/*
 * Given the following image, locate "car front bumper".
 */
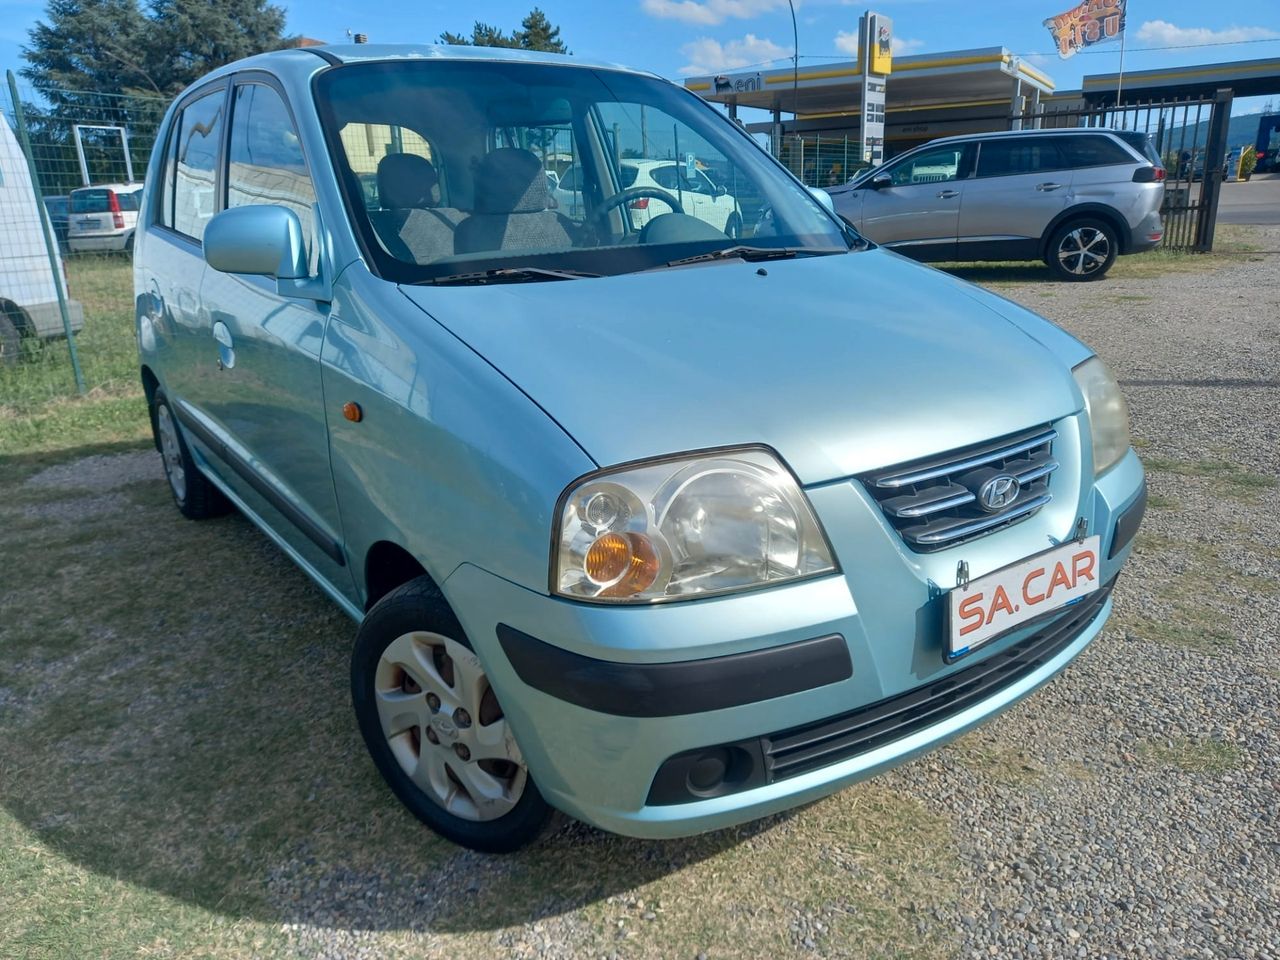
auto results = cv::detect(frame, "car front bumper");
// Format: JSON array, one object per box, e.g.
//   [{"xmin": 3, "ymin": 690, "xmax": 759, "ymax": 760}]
[{"xmin": 441, "ymin": 447, "xmax": 1146, "ymax": 839}]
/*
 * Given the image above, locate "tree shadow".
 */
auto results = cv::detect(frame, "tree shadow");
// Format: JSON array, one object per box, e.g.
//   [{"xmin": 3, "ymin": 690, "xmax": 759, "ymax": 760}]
[{"xmin": 0, "ymin": 443, "xmax": 780, "ymax": 935}]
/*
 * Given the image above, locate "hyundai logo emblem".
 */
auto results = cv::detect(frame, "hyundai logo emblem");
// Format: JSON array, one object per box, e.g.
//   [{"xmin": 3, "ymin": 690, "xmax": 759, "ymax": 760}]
[{"xmin": 977, "ymin": 474, "xmax": 1020, "ymax": 512}]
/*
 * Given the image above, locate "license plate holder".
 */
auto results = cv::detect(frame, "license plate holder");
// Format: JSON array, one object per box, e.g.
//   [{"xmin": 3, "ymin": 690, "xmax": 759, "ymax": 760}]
[{"xmin": 946, "ymin": 535, "xmax": 1101, "ymax": 661}]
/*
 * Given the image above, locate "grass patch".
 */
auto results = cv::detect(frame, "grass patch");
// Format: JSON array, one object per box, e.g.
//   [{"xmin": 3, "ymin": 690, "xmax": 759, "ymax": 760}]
[
  {"xmin": 948, "ymin": 736, "xmax": 1046, "ymax": 786},
  {"xmin": 0, "ymin": 449, "xmax": 965, "ymax": 959},
  {"xmin": 0, "ymin": 256, "xmax": 149, "ymax": 458},
  {"xmin": 1141, "ymin": 457, "xmax": 1277, "ymax": 500},
  {"xmin": 1140, "ymin": 738, "xmax": 1242, "ymax": 776}
]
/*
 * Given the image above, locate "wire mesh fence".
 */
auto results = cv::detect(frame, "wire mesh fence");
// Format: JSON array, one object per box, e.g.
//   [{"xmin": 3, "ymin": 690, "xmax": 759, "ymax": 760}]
[
  {"xmin": 0, "ymin": 75, "xmax": 167, "ymax": 410},
  {"xmin": 775, "ymin": 135, "xmax": 870, "ymax": 188}
]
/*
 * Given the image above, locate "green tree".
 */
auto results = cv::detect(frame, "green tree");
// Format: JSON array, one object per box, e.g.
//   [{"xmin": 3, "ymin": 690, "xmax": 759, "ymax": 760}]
[
  {"xmin": 440, "ymin": 8, "xmax": 569, "ymax": 53},
  {"xmin": 148, "ymin": 0, "xmax": 288, "ymax": 93}
]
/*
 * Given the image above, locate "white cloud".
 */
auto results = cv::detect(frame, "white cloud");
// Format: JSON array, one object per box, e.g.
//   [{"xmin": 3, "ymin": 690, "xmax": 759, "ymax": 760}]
[
  {"xmin": 678, "ymin": 33, "xmax": 790, "ymax": 75},
  {"xmin": 834, "ymin": 30, "xmax": 923, "ymax": 57},
  {"xmin": 642, "ymin": 0, "xmax": 790, "ymax": 27},
  {"xmin": 1135, "ymin": 20, "xmax": 1280, "ymax": 47}
]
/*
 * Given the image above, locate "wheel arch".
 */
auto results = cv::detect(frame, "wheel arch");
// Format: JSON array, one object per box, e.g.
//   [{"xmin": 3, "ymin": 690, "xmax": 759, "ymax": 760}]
[
  {"xmin": 1040, "ymin": 204, "xmax": 1130, "ymax": 259},
  {"xmin": 140, "ymin": 365, "xmax": 162, "ymax": 450},
  {"xmin": 364, "ymin": 540, "xmax": 433, "ymax": 612},
  {"xmin": 0, "ymin": 298, "xmax": 33, "ymax": 337}
]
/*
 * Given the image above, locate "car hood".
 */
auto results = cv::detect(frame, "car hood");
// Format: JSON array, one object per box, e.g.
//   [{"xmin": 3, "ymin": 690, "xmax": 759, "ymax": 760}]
[{"xmin": 398, "ymin": 249, "xmax": 1090, "ymax": 484}]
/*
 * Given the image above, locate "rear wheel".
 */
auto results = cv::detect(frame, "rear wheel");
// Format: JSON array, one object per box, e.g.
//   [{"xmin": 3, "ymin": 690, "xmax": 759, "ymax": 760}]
[
  {"xmin": 0, "ymin": 313, "xmax": 20, "ymax": 367},
  {"xmin": 351, "ymin": 576, "xmax": 552, "ymax": 853},
  {"xmin": 152, "ymin": 391, "xmax": 230, "ymax": 519},
  {"xmin": 1046, "ymin": 218, "xmax": 1118, "ymax": 281}
]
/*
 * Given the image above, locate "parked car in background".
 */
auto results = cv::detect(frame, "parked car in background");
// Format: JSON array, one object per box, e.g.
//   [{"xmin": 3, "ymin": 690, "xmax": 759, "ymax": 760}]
[
  {"xmin": 136, "ymin": 44, "xmax": 1145, "ymax": 852},
  {"xmin": 830, "ymin": 129, "xmax": 1165, "ymax": 280},
  {"xmin": 42, "ymin": 195, "xmax": 70, "ymax": 252},
  {"xmin": 69, "ymin": 182, "xmax": 144, "ymax": 253},
  {"xmin": 621, "ymin": 158, "xmax": 742, "ymax": 237},
  {"xmin": 0, "ymin": 113, "xmax": 84, "ymax": 364}
]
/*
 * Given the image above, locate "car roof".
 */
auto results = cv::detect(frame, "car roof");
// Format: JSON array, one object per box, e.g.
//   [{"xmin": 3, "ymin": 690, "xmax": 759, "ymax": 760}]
[{"xmin": 923, "ymin": 128, "xmax": 1131, "ymax": 148}]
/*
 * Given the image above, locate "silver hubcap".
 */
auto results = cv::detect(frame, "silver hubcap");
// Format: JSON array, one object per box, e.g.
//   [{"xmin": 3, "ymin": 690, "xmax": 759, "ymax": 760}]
[
  {"xmin": 1057, "ymin": 227, "xmax": 1110, "ymax": 276},
  {"xmin": 157, "ymin": 405, "xmax": 187, "ymax": 502},
  {"xmin": 375, "ymin": 631, "xmax": 527, "ymax": 822}
]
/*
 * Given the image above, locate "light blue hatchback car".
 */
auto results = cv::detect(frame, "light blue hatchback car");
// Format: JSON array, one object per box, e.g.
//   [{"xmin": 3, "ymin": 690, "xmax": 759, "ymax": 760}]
[{"xmin": 134, "ymin": 44, "xmax": 1147, "ymax": 851}]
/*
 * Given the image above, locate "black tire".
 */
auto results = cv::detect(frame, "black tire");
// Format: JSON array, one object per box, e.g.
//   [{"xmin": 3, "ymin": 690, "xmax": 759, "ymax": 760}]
[
  {"xmin": 1045, "ymin": 217, "xmax": 1118, "ymax": 282},
  {"xmin": 351, "ymin": 576, "xmax": 553, "ymax": 853},
  {"xmin": 0, "ymin": 313, "xmax": 20, "ymax": 367},
  {"xmin": 152, "ymin": 390, "xmax": 230, "ymax": 519},
  {"xmin": 124, "ymin": 233, "xmax": 135, "ymax": 256},
  {"xmin": 725, "ymin": 212, "xmax": 742, "ymax": 240}
]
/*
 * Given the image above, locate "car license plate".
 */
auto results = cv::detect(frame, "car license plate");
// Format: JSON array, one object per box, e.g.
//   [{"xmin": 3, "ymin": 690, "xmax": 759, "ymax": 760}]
[
  {"xmin": 947, "ymin": 535, "xmax": 1101, "ymax": 659},
  {"xmin": 76, "ymin": 217, "xmax": 100, "ymax": 230}
]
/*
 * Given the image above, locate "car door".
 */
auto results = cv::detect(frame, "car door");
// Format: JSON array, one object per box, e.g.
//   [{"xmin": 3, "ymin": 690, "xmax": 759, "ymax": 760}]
[
  {"xmin": 853, "ymin": 143, "xmax": 974, "ymax": 260},
  {"xmin": 956, "ymin": 137, "xmax": 1073, "ymax": 259},
  {"xmin": 141, "ymin": 82, "xmax": 227, "ymax": 406},
  {"xmin": 195, "ymin": 76, "xmax": 354, "ymax": 594}
]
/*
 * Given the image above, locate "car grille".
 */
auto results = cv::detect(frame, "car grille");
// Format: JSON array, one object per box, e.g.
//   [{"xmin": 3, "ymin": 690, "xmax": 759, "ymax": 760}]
[
  {"xmin": 859, "ymin": 424, "xmax": 1058, "ymax": 551},
  {"xmin": 763, "ymin": 577, "xmax": 1114, "ymax": 783}
]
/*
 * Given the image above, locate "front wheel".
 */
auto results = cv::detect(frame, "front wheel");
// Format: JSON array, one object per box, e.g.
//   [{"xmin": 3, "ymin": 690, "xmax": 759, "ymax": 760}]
[
  {"xmin": 1046, "ymin": 218, "xmax": 1118, "ymax": 281},
  {"xmin": 351, "ymin": 576, "xmax": 553, "ymax": 853},
  {"xmin": 0, "ymin": 313, "xmax": 20, "ymax": 366}
]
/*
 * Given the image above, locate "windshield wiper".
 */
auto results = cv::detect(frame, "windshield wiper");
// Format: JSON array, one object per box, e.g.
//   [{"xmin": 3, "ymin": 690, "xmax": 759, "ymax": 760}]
[
  {"xmin": 660, "ymin": 245, "xmax": 847, "ymax": 269},
  {"xmin": 424, "ymin": 266, "xmax": 601, "ymax": 286}
]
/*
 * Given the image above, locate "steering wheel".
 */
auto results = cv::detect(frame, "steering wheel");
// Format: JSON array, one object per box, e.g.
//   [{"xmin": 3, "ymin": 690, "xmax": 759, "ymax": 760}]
[{"xmin": 589, "ymin": 186, "xmax": 684, "ymax": 232}]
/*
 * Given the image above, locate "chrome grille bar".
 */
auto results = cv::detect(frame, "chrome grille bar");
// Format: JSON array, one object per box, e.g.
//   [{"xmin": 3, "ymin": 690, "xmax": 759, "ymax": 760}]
[{"xmin": 874, "ymin": 430, "xmax": 1058, "ymax": 489}]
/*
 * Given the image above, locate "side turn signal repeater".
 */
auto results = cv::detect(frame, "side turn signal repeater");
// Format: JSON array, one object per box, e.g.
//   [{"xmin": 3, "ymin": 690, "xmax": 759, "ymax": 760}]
[{"xmin": 342, "ymin": 401, "xmax": 363, "ymax": 423}]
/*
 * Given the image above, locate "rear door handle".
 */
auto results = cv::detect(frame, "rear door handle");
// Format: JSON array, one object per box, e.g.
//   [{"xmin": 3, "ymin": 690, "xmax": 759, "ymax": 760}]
[
  {"xmin": 1036, "ymin": 182, "xmax": 1064, "ymax": 191},
  {"xmin": 936, "ymin": 189, "xmax": 960, "ymax": 199}
]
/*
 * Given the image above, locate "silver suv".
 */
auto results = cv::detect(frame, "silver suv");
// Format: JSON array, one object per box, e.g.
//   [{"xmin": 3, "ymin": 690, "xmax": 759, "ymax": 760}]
[{"xmin": 830, "ymin": 129, "xmax": 1165, "ymax": 281}]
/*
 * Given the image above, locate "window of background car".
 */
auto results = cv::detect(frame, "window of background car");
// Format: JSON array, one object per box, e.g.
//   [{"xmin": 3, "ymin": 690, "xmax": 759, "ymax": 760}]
[
  {"xmin": 171, "ymin": 88, "xmax": 225, "ymax": 241},
  {"xmin": 1059, "ymin": 135, "xmax": 1139, "ymax": 169},
  {"xmin": 975, "ymin": 138, "xmax": 1066, "ymax": 178},
  {"xmin": 70, "ymin": 189, "xmax": 112, "ymax": 214},
  {"xmin": 888, "ymin": 145, "xmax": 967, "ymax": 185},
  {"xmin": 228, "ymin": 83, "xmax": 317, "ymax": 269},
  {"xmin": 117, "ymin": 189, "xmax": 142, "ymax": 212},
  {"xmin": 314, "ymin": 60, "xmax": 848, "ymax": 283}
]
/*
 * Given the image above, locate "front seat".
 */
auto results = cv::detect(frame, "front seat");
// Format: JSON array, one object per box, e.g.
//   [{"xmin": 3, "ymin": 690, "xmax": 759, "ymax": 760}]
[
  {"xmin": 455, "ymin": 148, "xmax": 578, "ymax": 255},
  {"xmin": 369, "ymin": 153, "xmax": 463, "ymax": 263}
]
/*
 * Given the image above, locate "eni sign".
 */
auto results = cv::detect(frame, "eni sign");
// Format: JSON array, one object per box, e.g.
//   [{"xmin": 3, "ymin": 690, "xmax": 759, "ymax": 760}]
[{"xmin": 714, "ymin": 73, "xmax": 765, "ymax": 95}]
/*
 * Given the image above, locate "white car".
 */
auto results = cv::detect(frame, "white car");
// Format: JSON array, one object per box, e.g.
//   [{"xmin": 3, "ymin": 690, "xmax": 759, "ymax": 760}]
[
  {"xmin": 620, "ymin": 159, "xmax": 742, "ymax": 237},
  {"xmin": 68, "ymin": 182, "xmax": 144, "ymax": 254}
]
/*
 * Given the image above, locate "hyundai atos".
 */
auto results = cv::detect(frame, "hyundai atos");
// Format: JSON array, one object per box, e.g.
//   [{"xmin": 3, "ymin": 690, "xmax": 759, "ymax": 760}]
[{"xmin": 134, "ymin": 45, "xmax": 1146, "ymax": 852}]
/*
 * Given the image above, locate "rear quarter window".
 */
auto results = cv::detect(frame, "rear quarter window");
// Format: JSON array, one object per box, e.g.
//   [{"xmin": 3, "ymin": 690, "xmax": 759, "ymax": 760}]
[
  {"xmin": 71, "ymin": 190, "xmax": 111, "ymax": 214},
  {"xmin": 1060, "ymin": 136, "xmax": 1136, "ymax": 168}
]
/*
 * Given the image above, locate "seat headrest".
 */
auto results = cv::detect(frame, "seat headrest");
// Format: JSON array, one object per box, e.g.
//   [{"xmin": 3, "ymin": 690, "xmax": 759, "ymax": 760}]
[
  {"xmin": 474, "ymin": 148, "xmax": 552, "ymax": 214},
  {"xmin": 377, "ymin": 153, "xmax": 439, "ymax": 209}
]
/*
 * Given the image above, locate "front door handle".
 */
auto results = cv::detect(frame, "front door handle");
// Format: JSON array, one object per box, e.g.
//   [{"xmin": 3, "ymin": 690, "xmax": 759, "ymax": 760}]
[
  {"xmin": 936, "ymin": 189, "xmax": 960, "ymax": 199},
  {"xmin": 212, "ymin": 321, "xmax": 235, "ymax": 371},
  {"xmin": 1036, "ymin": 182, "xmax": 1064, "ymax": 191}
]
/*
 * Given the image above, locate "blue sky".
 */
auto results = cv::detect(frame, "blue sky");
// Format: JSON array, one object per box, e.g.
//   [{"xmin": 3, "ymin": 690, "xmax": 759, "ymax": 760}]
[{"xmin": 1, "ymin": 0, "xmax": 1277, "ymax": 112}]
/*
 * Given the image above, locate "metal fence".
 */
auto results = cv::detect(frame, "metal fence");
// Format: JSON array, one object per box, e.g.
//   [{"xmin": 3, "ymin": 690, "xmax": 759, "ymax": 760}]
[
  {"xmin": 776, "ymin": 135, "xmax": 869, "ymax": 188},
  {"xmin": 0, "ymin": 76, "xmax": 167, "ymax": 405}
]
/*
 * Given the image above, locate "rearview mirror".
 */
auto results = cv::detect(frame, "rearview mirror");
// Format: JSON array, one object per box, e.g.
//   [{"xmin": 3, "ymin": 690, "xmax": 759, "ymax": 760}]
[{"xmin": 203, "ymin": 205, "xmax": 307, "ymax": 281}]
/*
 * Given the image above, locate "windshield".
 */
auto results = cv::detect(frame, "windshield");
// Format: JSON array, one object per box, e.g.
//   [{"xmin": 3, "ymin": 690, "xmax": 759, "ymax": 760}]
[{"xmin": 314, "ymin": 60, "xmax": 851, "ymax": 282}]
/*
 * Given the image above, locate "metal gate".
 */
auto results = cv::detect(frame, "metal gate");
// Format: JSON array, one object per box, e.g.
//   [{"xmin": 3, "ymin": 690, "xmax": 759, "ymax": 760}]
[{"xmin": 1016, "ymin": 91, "xmax": 1230, "ymax": 252}]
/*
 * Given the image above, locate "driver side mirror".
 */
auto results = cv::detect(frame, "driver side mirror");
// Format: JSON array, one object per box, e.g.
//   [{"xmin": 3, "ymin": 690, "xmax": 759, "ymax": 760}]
[
  {"xmin": 715, "ymin": 184, "xmax": 728, "ymax": 198},
  {"xmin": 870, "ymin": 175, "xmax": 892, "ymax": 191}
]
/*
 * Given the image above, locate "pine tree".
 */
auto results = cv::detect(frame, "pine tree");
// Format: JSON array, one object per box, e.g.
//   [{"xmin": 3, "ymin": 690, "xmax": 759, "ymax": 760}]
[{"xmin": 440, "ymin": 9, "xmax": 569, "ymax": 53}]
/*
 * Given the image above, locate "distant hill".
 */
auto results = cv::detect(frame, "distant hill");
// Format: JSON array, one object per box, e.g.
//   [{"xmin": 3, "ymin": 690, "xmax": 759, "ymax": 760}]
[{"xmin": 1158, "ymin": 110, "xmax": 1276, "ymax": 154}]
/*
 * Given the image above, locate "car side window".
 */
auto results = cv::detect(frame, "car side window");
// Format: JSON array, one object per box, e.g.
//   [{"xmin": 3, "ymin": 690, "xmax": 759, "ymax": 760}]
[
  {"xmin": 228, "ymin": 82, "xmax": 317, "ymax": 268},
  {"xmin": 975, "ymin": 139, "xmax": 1065, "ymax": 178},
  {"xmin": 1059, "ymin": 135, "xmax": 1136, "ymax": 169},
  {"xmin": 888, "ymin": 146, "xmax": 965, "ymax": 186},
  {"xmin": 171, "ymin": 87, "xmax": 225, "ymax": 241}
]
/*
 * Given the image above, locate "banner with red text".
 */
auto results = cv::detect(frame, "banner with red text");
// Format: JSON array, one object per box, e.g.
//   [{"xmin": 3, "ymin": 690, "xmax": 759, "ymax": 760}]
[{"xmin": 1043, "ymin": 0, "xmax": 1126, "ymax": 59}]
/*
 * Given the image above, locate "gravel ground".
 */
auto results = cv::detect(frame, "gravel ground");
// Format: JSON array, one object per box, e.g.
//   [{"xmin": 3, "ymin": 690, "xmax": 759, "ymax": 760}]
[
  {"xmin": 7, "ymin": 237, "xmax": 1278, "ymax": 960},
  {"xmin": 885, "ymin": 231, "xmax": 1280, "ymax": 959}
]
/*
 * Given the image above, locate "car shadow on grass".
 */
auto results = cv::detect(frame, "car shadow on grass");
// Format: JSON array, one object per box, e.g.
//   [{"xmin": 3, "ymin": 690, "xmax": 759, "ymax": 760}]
[{"xmin": 0, "ymin": 444, "xmax": 797, "ymax": 938}]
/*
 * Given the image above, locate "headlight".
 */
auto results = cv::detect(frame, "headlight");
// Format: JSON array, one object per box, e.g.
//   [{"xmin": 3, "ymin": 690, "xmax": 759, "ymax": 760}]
[
  {"xmin": 552, "ymin": 448, "xmax": 837, "ymax": 603},
  {"xmin": 1073, "ymin": 356, "xmax": 1131, "ymax": 475}
]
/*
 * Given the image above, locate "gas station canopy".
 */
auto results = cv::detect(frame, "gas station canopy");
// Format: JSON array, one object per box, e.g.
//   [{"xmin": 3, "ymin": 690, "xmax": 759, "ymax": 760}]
[{"xmin": 684, "ymin": 47, "xmax": 1054, "ymax": 121}]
